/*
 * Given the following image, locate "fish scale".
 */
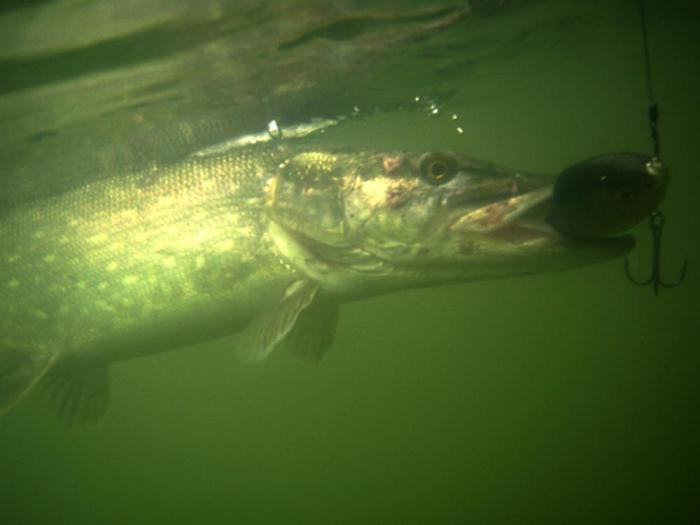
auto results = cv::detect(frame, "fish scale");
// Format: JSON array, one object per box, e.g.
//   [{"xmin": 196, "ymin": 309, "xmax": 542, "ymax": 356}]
[{"xmin": 1, "ymin": 146, "xmax": 295, "ymax": 362}]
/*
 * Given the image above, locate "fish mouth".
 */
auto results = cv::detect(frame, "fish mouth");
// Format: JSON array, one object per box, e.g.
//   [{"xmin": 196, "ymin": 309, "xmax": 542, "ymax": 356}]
[
  {"xmin": 448, "ymin": 186, "xmax": 553, "ymax": 236},
  {"xmin": 448, "ymin": 186, "xmax": 636, "ymax": 254}
]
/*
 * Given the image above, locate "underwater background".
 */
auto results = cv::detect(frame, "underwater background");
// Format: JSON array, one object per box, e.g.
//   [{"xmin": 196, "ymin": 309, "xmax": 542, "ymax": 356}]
[{"xmin": 1, "ymin": 0, "xmax": 698, "ymax": 523}]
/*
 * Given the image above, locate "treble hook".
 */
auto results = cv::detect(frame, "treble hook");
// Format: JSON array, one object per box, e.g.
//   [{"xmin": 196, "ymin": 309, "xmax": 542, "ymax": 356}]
[{"xmin": 624, "ymin": 210, "xmax": 687, "ymax": 295}]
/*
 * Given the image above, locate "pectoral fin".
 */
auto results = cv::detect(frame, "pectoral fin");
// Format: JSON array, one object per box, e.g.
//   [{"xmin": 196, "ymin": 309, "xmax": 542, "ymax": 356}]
[
  {"xmin": 284, "ymin": 295, "xmax": 338, "ymax": 362},
  {"xmin": 239, "ymin": 279, "xmax": 339, "ymax": 362},
  {"xmin": 0, "ymin": 344, "xmax": 55, "ymax": 417},
  {"xmin": 238, "ymin": 279, "xmax": 319, "ymax": 362},
  {"xmin": 42, "ymin": 358, "xmax": 110, "ymax": 426}
]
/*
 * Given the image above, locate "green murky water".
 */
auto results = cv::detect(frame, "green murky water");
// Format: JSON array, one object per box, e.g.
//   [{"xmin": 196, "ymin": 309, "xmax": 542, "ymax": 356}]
[{"xmin": 1, "ymin": 0, "xmax": 698, "ymax": 523}]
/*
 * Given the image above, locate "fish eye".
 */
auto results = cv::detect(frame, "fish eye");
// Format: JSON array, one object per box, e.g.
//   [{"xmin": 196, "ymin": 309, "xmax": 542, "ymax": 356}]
[{"xmin": 419, "ymin": 153, "xmax": 458, "ymax": 185}]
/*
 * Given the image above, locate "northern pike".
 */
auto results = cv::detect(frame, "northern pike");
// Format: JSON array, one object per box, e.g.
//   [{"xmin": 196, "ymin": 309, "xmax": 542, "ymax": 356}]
[{"xmin": 0, "ymin": 143, "xmax": 667, "ymax": 423}]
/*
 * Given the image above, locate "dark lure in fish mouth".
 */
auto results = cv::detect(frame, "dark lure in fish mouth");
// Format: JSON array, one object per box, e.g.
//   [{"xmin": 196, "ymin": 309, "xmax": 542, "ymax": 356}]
[
  {"xmin": 547, "ymin": 153, "xmax": 668, "ymax": 240},
  {"xmin": 451, "ymin": 191, "xmax": 636, "ymax": 258},
  {"xmin": 453, "ymin": 152, "xmax": 667, "ymax": 253}
]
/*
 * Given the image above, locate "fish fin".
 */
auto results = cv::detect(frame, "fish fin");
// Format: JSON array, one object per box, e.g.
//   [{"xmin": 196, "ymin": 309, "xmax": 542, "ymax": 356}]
[
  {"xmin": 284, "ymin": 295, "xmax": 338, "ymax": 362},
  {"xmin": 42, "ymin": 358, "xmax": 110, "ymax": 426},
  {"xmin": 0, "ymin": 344, "xmax": 55, "ymax": 417},
  {"xmin": 238, "ymin": 278, "xmax": 319, "ymax": 362}
]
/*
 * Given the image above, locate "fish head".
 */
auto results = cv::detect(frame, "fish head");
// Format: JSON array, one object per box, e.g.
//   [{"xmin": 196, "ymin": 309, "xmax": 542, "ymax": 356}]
[{"xmin": 269, "ymin": 148, "xmax": 646, "ymax": 294}]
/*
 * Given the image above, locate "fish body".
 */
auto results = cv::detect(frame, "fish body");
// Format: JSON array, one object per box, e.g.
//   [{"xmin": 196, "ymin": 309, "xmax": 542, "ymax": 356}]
[
  {"xmin": 0, "ymin": 143, "xmax": 665, "ymax": 422},
  {"xmin": 1, "ymin": 147, "xmax": 296, "ymax": 365}
]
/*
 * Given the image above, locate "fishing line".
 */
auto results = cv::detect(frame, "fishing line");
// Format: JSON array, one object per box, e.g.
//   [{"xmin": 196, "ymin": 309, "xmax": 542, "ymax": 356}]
[
  {"xmin": 638, "ymin": 0, "xmax": 660, "ymax": 158},
  {"xmin": 624, "ymin": 0, "xmax": 686, "ymax": 294}
]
